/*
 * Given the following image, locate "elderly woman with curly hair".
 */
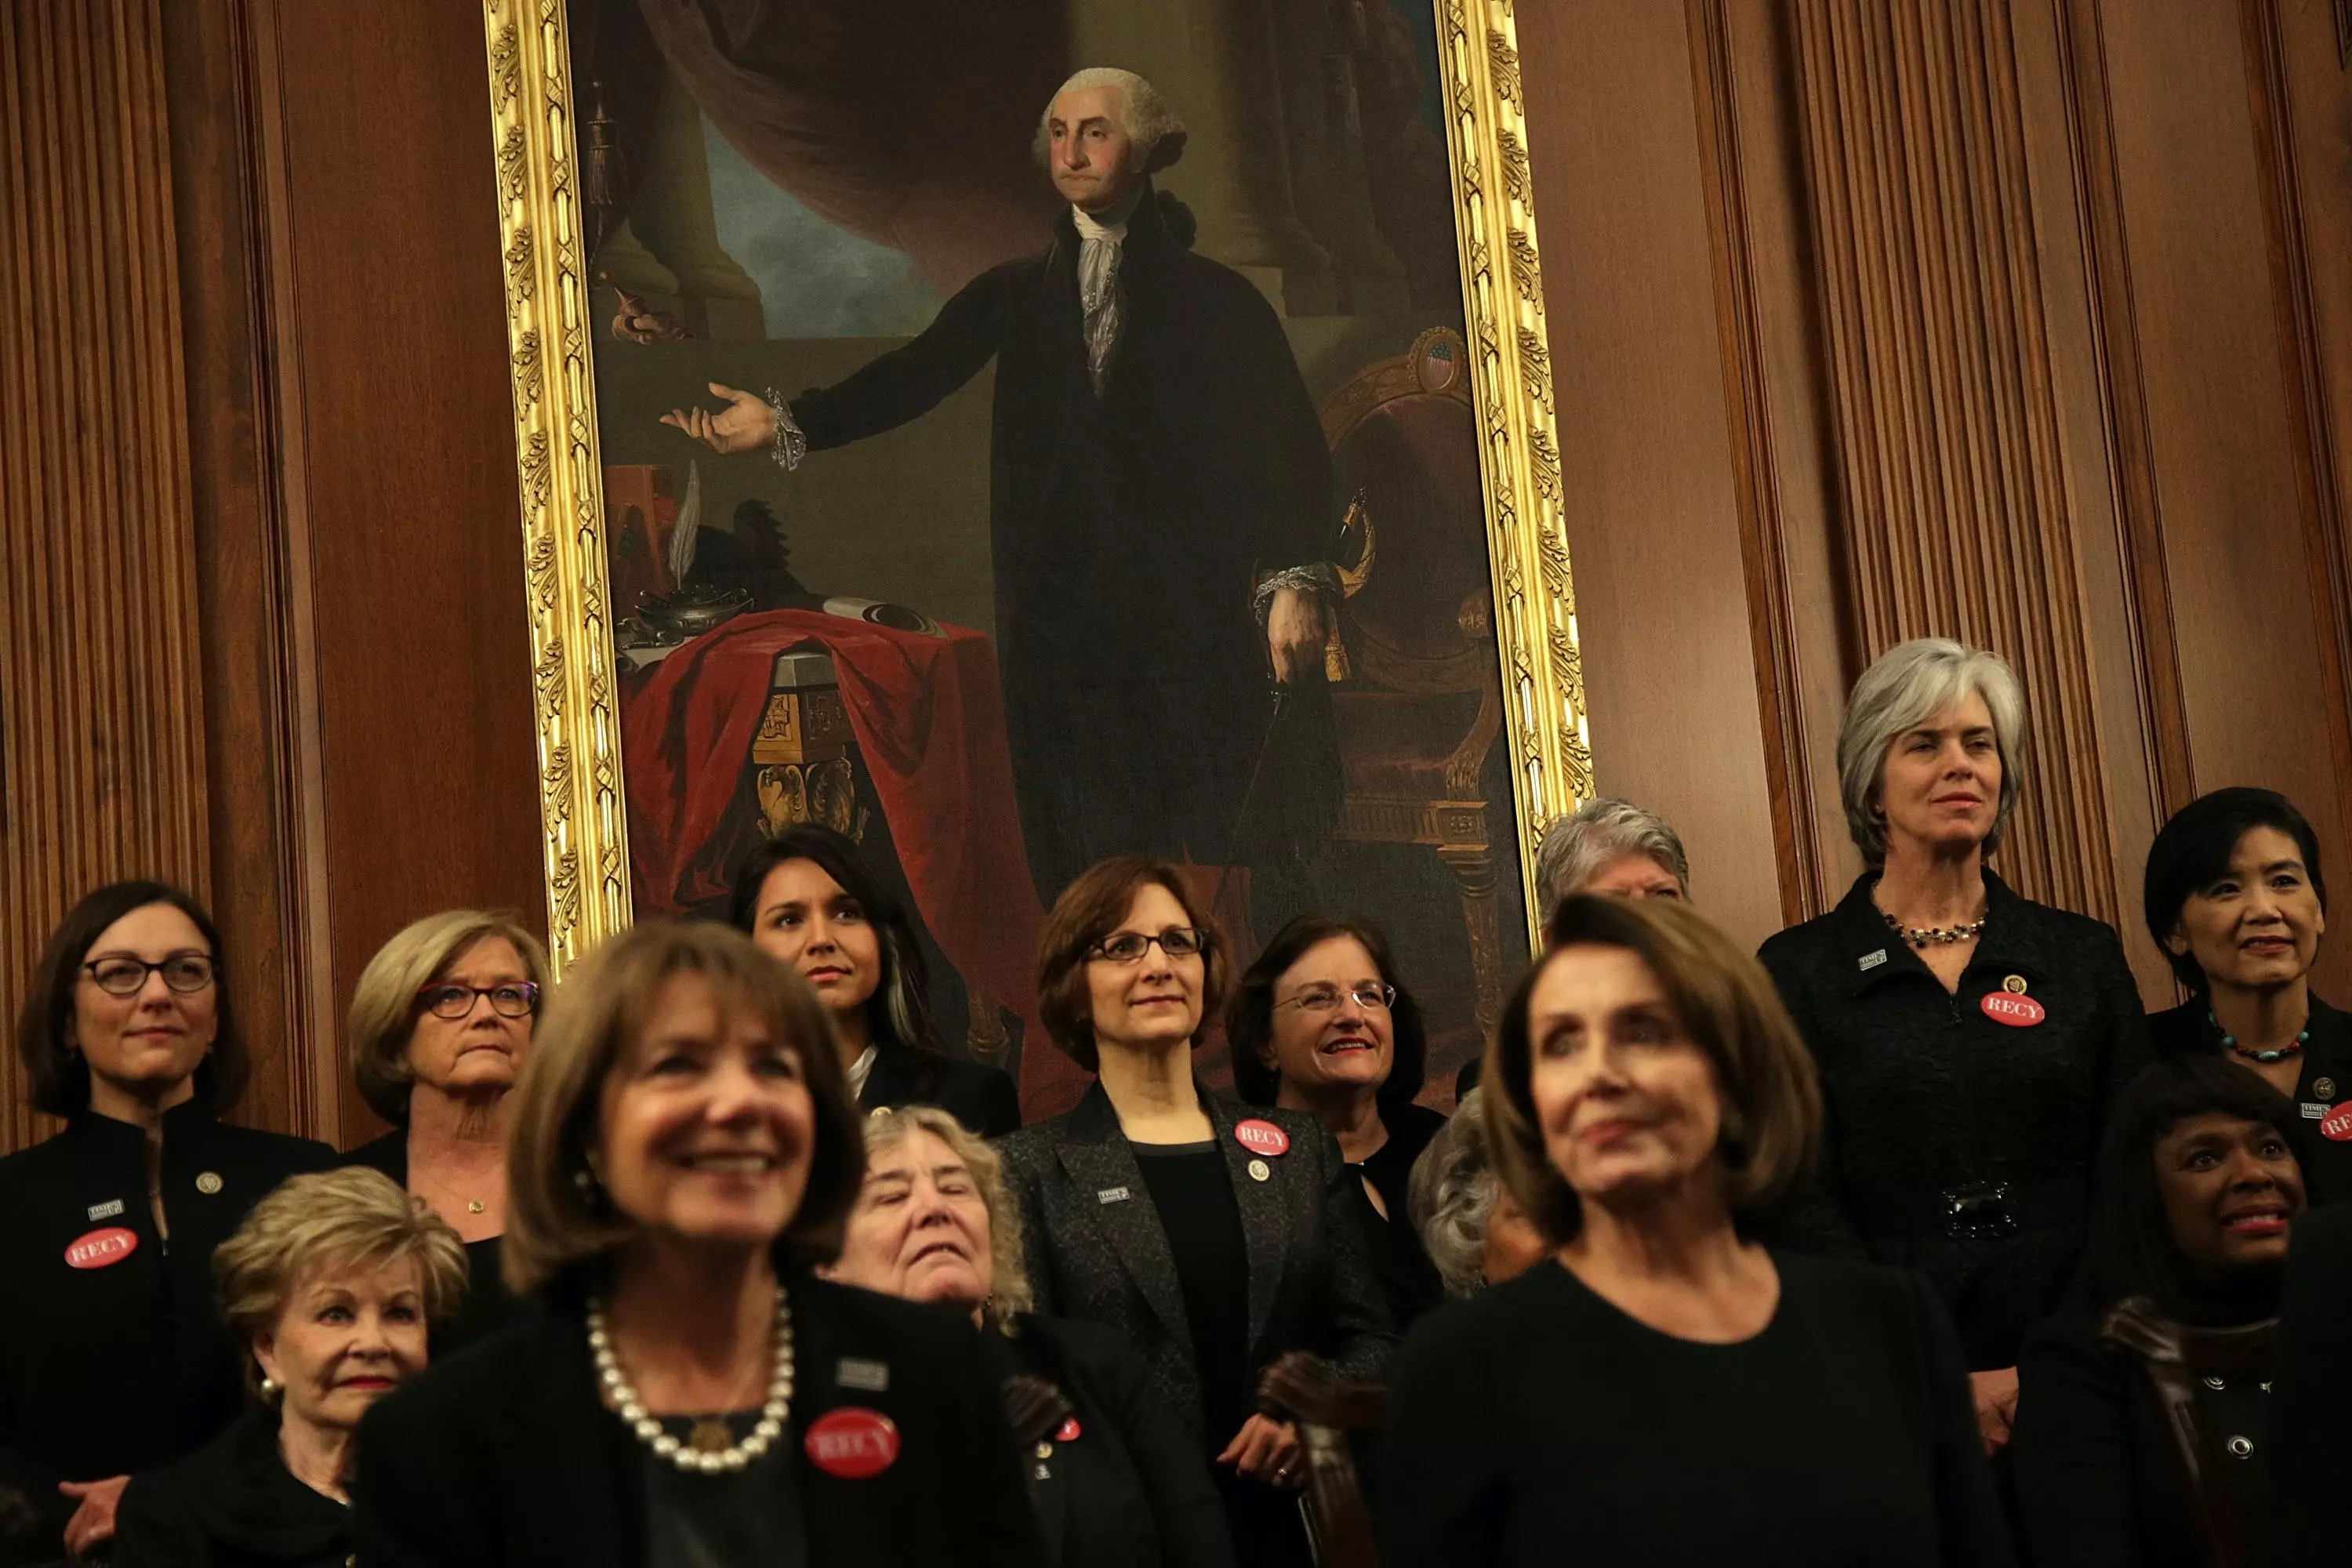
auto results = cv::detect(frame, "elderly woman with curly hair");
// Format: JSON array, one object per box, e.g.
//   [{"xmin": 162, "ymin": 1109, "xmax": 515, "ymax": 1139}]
[
  {"xmin": 111, "ymin": 1167, "xmax": 468, "ymax": 1568},
  {"xmin": 829, "ymin": 1105, "xmax": 1231, "ymax": 1568}
]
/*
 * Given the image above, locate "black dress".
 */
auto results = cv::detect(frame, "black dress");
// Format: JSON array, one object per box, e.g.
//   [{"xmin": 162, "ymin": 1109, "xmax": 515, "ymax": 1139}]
[
  {"xmin": 1378, "ymin": 1254, "xmax": 2013, "ymax": 1568},
  {"xmin": 2148, "ymin": 996, "xmax": 2352, "ymax": 1204},
  {"xmin": 337, "ymin": 1133, "xmax": 520, "ymax": 1351},
  {"xmin": 0, "ymin": 1103, "xmax": 333, "ymax": 1563},
  {"xmin": 860, "ymin": 1045, "xmax": 1022, "ymax": 1138},
  {"xmin": 984, "ymin": 1314, "xmax": 1232, "ymax": 1568},
  {"xmin": 112, "ymin": 1404, "xmax": 349, "ymax": 1568},
  {"xmin": 1758, "ymin": 871, "xmax": 2151, "ymax": 1368},
  {"xmin": 1351, "ymin": 1102, "xmax": 1446, "ymax": 1330},
  {"xmin": 349, "ymin": 1277, "xmax": 1043, "ymax": 1568}
]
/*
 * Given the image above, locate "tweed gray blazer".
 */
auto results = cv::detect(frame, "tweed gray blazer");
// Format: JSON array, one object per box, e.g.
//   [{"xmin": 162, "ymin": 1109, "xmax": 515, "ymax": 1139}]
[{"xmin": 994, "ymin": 1080, "xmax": 1398, "ymax": 1448}]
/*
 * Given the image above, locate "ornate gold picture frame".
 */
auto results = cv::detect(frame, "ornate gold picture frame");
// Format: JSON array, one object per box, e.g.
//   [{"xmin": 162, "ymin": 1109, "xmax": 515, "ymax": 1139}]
[{"xmin": 481, "ymin": 0, "xmax": 1584, "ymax": 1102}]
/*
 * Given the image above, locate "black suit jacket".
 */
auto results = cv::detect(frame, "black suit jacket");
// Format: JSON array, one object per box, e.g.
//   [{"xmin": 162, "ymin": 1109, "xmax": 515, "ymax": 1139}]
[
  {"xmin": 348, "ymin": 1276, "xmax": 1044, "ymax": 1568},
  {"xmin": 114, "ymin": 1404, "xmax": 349, "ymax": 1568},
  {"xmin": 990, "ymin": 1314, "xmax": 1232, "ymax": 1568},
  {"xmin": 994, "ymin": 1082, "xmax": 1397, "ymax": 1450},
  {"xmin": 2149, "ymin": 995, "xmax": 2352, "ymax": 1204},
  {"xmin": 2270, "ymin": 1200, "xmax": 2352, "ymax": 1567},
  {"xmin": 862, "ymin": 1045, "xmax": 1022, "ymax": 1138}
]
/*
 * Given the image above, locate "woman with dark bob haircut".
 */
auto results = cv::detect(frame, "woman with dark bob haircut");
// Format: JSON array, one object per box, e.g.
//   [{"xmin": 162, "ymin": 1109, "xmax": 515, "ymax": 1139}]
[
  {"xmin": 350, "ymin": 920, "xmax": 1043, "ymax": 1567},
  {"xmin": 997, "ymin": 858, "xmax": 1396, "ymax": 1568},
  {"xmin": 730, "ymin": 826, "xmax": 1020, "ymax": 1135},
  {"xmin": 1229, "ymin": 914, "xmax": 1445, "ymax": 1327},
  {"xmin": 2011, "ymin": 1054, "xmax": 2308, "ymax": 1568},
  {"xmin": 1382, "ymin": 895, "xmax": 2009, "ymax": 1568},
  {"xmin": 2141, "ymin": 787, "xmax": 2347, "ymax": 1201},
  {"xmin": 0, "ymin": 881, "xmax": 333, "ymax": 1563}
]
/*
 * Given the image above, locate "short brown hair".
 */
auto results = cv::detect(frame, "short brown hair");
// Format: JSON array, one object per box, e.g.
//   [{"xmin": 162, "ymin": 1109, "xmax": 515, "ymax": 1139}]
[
  {"xmin": 16, "ymin": 882, "xmax": 249, "ymax": 1118},
  {"xmin": 502, "ymin": 920, "xmax": 866, "ymax": 1298},
  {"xmin": 1036, "ymin": 857, "xmax": 1232, "ymax": 1073},
  {"xmin": 216, "ymin": 1167, "xmax": 470, "ymax": 1390},
  {"xmin": 858, "ymin": 1105, "xmax": 1033, "ymax": 1330},
  {"xmin": 348, "ymin": 910, "xmax": 552, "ymax": 1124},
  {"xmin": 1483, "ymin": 895, "xmax": 1820, "ymax": 1243}
]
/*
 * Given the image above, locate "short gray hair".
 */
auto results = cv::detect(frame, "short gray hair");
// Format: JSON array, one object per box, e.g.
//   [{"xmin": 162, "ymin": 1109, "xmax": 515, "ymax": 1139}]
[
  {"xmin": 1534, "ymin": 798, "xmax": 1690, "ymax": 919},
  {"xmin": 1034, "ymin": 68, "xmax": 1188, "ymax": 173},
  {"xmin": 1407, "ymin": 1088, "xmax": 1499, "ymax": 1298},
  {"xmin": 1836, "ymin": 637, "xmax": 2031, "ymax": 865}
]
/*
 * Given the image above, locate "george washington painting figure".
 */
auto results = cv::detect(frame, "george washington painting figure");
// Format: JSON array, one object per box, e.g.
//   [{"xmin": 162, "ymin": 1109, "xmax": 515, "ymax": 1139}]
[{"xmin": 662, "ymin": 69, "xmax": 1342, "ymax": 916}]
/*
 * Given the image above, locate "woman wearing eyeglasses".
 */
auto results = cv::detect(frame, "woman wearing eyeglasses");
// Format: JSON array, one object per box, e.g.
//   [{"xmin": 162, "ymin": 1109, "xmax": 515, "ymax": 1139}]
[
  {"xmin": 0, "ymin": 881, "xmax": 335, "ymax": 1563},
  {"xmin": 1229, "ymin": 916, "xmax": 1446, "ymax": 1330},
  {"xmin": 996, "ymin": 858, "xmax": 1398, "ymax": 1568},
  {"xmin": 339, "ymin": 910, "xmax": 552, "ymax": 1350}
]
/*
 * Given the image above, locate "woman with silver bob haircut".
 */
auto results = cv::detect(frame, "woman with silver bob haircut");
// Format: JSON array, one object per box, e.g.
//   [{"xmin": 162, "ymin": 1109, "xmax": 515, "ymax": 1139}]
[
  {"xmin": 826, "ymin": 1105, "xmax": 1232, "ymax": 1568},
  {"xmin": 1762, "ymin": 636, "xmax": 2150, "ymax": 1461},
  {"xmin": 1534, "ymin": 797, "xmax": 1691, "ymax": 916}
]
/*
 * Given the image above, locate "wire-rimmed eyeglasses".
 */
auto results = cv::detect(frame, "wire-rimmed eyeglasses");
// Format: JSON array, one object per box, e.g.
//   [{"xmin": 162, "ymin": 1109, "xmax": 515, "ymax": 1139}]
[
  {"xmin": 1273, "ymin": 982, "xmax": 1396, "ymax": 1014},
  {"xmin": 1088, "ymin": 928, "xmax": 1206, "ymax": 964}
]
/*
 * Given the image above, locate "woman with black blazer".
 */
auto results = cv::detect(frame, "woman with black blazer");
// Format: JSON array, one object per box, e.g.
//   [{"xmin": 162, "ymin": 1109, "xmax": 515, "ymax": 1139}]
[
  {"xmin": 733, "ymin": 826, "xmax": 1021, "ymax": 1135},
  {"xmin": 1758, "ymin": 638, "xmax": 2149, "ymax": 1453},
  {"xmin": 0, "ymin": 882, "xmax": 335, "ymax": 1564},
  {"xmin": 996, "ymin": 858, "xmax": 1397, "ymax": 1568},
  {"xmin": 349, "ymin": 920, "xmax": 1042, "ymax": 1568},
  {"xmin": 2142, "ymin": 788, "xmax": 2352, "ymax": 1202},
  {"xmin": 829, "ymin": 1104, "xmax": 1231, "ymax": 1568}
]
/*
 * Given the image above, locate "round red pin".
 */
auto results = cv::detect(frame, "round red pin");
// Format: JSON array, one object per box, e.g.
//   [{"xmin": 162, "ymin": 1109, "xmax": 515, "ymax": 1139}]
[
  {"xmin": 2321, "ymin": 1103, "xmax": 2352, "ymax": 1144},
  {"xmin": 1234, "ymin": 1119, "xmax": 1290, "ymax": 1157},
  {"xmin": 1980, "ymin": 992, "xmax": 2045, "ymax": 1029},
  {"xmin": 64, "ymin": 1226, "xmax": 138, "ymax": 1270},
  {"xmin": 1054, "ymin": 1415, "xmax": 1081, "ymax": 1443},
  {"xmin": 805, "ymin": 1407, "xmax": 900, "ymax": 1479}
]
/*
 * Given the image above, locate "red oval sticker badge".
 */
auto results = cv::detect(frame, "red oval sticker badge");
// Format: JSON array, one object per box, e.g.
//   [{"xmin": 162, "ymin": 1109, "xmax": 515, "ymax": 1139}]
[
  {"xmin": 1054, "ymin": 1415, "xmax": 1082, "ymax": 1443},
  {"xmin": 805, "ymin": 1407, "xmax": 899, "ymax": 1479},
  {"xmin": 1234, "ymin": 1119, "xmax": 1290, "ymax": 1157},
  {"xmin": 2320, "ymin": 1104, "xmax": 2352, "ymax": 1143},
  {"xmin": 1980, "ymin": 993, "xmax": 2045, "ymax": 1029},
  {"xmin": 64, "ymin": 1227, "xmax": 138, "ymax": 1270}
]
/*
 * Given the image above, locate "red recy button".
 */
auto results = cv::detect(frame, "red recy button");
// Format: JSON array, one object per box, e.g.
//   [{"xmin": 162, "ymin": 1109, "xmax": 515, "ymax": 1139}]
[
  {"xmin": 64, "ymin": 1226, "xmax": 138, "ymax": 1269},
  {"xmin": 805, "ymin": 1407, "xmax": 899, "ymax": 1479},
  {"xmin": 1054, "ymin": 1415, "xmax": 1081, "ymax": 1443},
  {"xmin": 2321, "ymin": 1103, "xmax": 2352, "ymax": 1143},
  {"xmin": 1234, "ymin": 1119, "xmax": 1290, "ymax": 1157},
  {"xmin": 1980, "ymin": 992, "xmax": 2045, "ymax": 1029}
]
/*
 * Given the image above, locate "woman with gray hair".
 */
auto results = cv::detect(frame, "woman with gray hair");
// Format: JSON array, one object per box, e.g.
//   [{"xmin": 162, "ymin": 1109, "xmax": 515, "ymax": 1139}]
[
  {"xmin": 1759, "ymin": 637, "xmax": 2148, "ymax": 1455},
  {"xmin": 826, "ymin": 1105, "xmax": 1232, "ymax": 1568},
  {"xmin": 1404, "ymin": 1089, "xmax": 1547, "ymax": 1298}
]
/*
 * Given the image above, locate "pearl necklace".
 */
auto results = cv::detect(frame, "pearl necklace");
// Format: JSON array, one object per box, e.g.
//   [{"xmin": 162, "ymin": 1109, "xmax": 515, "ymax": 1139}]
[{"xmin": 586, "ymin": 1290, "xmax": 793, "ymax": 1474}]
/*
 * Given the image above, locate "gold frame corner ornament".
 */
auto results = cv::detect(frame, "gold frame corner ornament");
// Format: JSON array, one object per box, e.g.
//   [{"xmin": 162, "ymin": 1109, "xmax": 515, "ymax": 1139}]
[{"xmin": 482, "ymin": 0, "xmax": 1589, "ymax": 971}]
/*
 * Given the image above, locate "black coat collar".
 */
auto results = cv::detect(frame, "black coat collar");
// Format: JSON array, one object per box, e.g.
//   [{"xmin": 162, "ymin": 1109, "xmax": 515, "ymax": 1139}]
[{"xmin": 1837, "ymin": 869, "xmax": 2056, "ymax": 996}]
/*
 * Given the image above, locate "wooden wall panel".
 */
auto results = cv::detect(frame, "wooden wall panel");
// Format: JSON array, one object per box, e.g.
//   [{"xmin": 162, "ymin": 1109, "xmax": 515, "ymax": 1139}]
[{"xmin": 0, "ymin": 0, "xmax": 211, "ymax": 1151}]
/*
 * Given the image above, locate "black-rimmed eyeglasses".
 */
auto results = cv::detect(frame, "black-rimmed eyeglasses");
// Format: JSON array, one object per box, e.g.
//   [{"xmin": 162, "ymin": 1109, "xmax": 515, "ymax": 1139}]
[
  {"xmin": 82, "ymin": 954, "xmax": 216, "ymax": 996},
  {"xmin": 416, "ymin": 982, "xmax": 541, "ymax": 1020},
  {"xmin": 1089, "ymin": 928, "xmax": 1206, "ymax": 964}
]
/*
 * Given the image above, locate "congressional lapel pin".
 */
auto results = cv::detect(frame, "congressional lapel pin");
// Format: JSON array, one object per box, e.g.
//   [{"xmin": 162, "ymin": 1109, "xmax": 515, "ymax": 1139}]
[
  {"xmin": 1858, "ymin": 949, "xmax": 1888, "ymax": 972},
  {"xmin": 2319, "ymin": 1103, "xmax": 2352, "ymax": 1144},
  {"xmin": 2314, "ymin": 1076, "xmax": 2338, "ymax": 1102},
  {"xmin": 2304, "ymin": 1103, "xmax": 2328, "ymax": 1120},
  {"xmin": 64, "ymin": 1227, "xmax": 137, "ymax": 1270},
  {"xmin": 2003, "ymin": 975, "xmax": 2029, "ymax": 994},
  {"xmin": 1234, "ymin": 1119, "xmax": 1290, "ymax": 1157},
  {"xmin": 1033, "ymin": 1441, "xmax": 1054, "ymax": 1460},
  {"xmin": 194, "ymin": 1171, "xmax": 224, "ymax": 1196},
  {"xmin": 1980, "ymin": 991, "xmax": 2045, "ymax": 1028},
  {"xmin": 1096, "ymin": 1185, "xmax": 1131, "ymax": 1206},
  {"xmin": 1054, "ymin": 1415, "xmax": 1082, "ymax": 1443},
  {"xmin": 806, "ymin": 1407, "xmax": 900, "ymax": 1479},
  {"xmin": 85, "ymin": 1198, "xmax": 125, "ymax": 1222},
  {"xmin": 836, "ymin": 1358, "xmax": 890, "ymax": 1392},
  {"xmin": 1247, "ymin": 1158, "xmax": 1272, "ymax": 1183}
]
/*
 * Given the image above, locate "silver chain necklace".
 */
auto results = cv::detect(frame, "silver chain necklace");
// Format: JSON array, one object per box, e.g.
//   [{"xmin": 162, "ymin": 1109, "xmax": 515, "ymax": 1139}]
[{"xmin": 586, "ymin": 1288, "xmax": 793, "ymax": 1473}]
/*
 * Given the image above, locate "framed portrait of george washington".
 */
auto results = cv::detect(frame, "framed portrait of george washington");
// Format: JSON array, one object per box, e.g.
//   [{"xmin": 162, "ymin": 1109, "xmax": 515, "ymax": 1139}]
[{"xmin": 481, "ymin": 0, "xmax": 1586, "ymax": 1114}]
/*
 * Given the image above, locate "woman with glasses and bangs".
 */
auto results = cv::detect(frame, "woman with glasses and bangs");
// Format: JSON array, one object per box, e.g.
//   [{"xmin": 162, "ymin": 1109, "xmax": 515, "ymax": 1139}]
[
  {"xmin": 339, "ymin": 910, "xmax": 553, "ymax": 1349},
  {"xmin": 996, "ymin": 858, "xmax": 1398, "ymax": 1568},
  {"xmin": 1229, "ymin": 915, "xmax": 1447, "ymax": 1329},
  {"xmin": 0, "ymin": 881, "xmax": 336, "ymax": 1564}
]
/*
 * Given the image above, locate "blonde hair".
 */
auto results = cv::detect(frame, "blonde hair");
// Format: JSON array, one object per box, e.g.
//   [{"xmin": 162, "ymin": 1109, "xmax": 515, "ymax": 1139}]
[
  {"xmin": 1483, "ymin": 896, "xmax": 1821, "ymax": 1244},
  {"xmin": 349, "ymin": 910, "xmax": 551, "ymax": 1123},
  {"xmin": 859, "ymin": 1105, "xmax": 1033, "ymax": 1331},
  {"xmin": 215, "ymin": 1167, "xmax": 469, "ymax": 1390},
  {"xmin": 501, "ymin": 920, "xmax": 865, "ymax": 1298}
]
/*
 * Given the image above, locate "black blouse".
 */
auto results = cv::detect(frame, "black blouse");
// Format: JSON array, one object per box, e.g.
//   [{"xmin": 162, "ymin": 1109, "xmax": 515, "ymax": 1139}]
[
  {"xmin": 1759, "ymin": 871, "xmax": 2151, "ymax": 1368},
  {"xmin": 1352, "ymin": 1102, "xmax": 1446, "ymax": 1330},
  {"xmin": 338, "ymin": 1133, "xmax": 519, "ymax": 1352},
  {"xmin": 1129, "ymin": 1142, "xmax": 1250, "ymax": 1458},
  {"xmin": 2148, "ymin": 996, "xmax": 2352, "ymax": 1205},
  {"xmin": 112, "ymin": 1403, "xmax": 349, "ymax": 1568}
]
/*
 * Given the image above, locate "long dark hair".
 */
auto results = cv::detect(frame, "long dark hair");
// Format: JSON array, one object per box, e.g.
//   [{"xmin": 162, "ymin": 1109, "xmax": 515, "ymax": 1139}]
[
  {"xmin": 1229, "ymin": 914, "xmax": 1426, "ymax": 1116},
  {"xmin": 728, "ymin": 827, "xmax": 935, "ymax": 1062},
  {"xmin": 2085, "ymin": 1054, "xmax": 2304, "ymax": 1324},
  {"xmin": 16, "ymin": 880, "xmax": 249, "ymax": 1118}
]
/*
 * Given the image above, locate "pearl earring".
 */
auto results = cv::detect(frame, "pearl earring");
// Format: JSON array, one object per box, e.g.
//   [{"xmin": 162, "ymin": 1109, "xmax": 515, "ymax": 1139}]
[{"xmin": 259, "ymin": 1375, "xmax": 280, "ymax": 1398}]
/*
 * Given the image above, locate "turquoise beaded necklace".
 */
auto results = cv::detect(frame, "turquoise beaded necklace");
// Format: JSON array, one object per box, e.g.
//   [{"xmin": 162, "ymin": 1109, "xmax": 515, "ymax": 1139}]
[{"xmin": 2209, "ymin": 1009, "xmax": 2309, "ymax": 1066}]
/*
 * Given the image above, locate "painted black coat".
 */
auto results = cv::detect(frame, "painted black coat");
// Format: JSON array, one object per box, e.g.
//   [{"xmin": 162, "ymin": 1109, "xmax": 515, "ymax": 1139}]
[
  {"xmin": 0, "ymin": 1104, "xmax": 332, "ymax": 1565},
  {"xmin": 789, "ymin": 187, "xmax": 1339, "ymax": 897}
]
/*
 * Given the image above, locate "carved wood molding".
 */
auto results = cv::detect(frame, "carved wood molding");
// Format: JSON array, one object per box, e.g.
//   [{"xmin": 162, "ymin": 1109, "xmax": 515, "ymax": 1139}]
[
  {"xmin": 1792, "ymin": 0, "xmax": 2120, "ymax": 921},
  {"xmin": 0, "ymin": 0, "xmax": 210, "ymax": 1149}
]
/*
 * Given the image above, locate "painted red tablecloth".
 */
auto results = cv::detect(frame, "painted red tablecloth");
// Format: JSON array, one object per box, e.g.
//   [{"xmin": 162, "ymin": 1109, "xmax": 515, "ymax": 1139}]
[{"xmin": 620, "ymin": 609, "xmax": 1083, "ymax": 1115}]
